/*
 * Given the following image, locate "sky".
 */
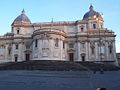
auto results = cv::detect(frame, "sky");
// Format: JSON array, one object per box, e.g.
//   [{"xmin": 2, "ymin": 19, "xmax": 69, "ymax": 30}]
[{"xmin": 0, "ymin": 0, "xmax": 120, "ymax": 52}]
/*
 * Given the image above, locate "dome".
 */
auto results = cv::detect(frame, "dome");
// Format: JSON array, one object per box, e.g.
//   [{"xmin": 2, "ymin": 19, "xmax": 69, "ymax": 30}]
[
  {"xmin": 12, "ymin": 9, "xmax": 31, "ymax": 25},
  {"xmin": 83, "ymin": 5, "xmax": 102, "ymax": 20}
]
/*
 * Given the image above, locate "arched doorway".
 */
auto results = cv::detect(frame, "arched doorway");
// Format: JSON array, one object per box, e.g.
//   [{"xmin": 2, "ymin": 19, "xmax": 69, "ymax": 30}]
[
  {"xmin": 24, "ymin": 50, "xmax": 31, "ymax": 61},
  {"xmin": 81, "ymin": 53, "xmax": 86, "ymax": 62},
  {"xmin": 14, "ymin": 54, "xmax": 18, "ymax": 62},
  {"xmin": 68, "ymin": 49, "xmax": 75, "ymax": 62},
  {"xmin": 69, "ymin": 53, "xmax": 74, "ymax": 62}
]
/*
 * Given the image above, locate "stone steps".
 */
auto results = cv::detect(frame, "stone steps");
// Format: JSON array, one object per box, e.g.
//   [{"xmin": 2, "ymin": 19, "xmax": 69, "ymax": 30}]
[{"xmin": 0, "ymin": 60, "xmax": 119, "ymax": 71}]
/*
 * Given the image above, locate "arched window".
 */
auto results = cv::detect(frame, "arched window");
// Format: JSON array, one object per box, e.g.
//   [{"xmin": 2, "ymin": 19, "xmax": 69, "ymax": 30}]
[
  {"xmin": 90, "ymin": 42, "xmax": 95, "ymax": 54},
  {"xmin": 55, "ymin": 38, "xmax": 59, "ymax": 47},
  {"xmin": 17, "ymin": 30, "xmax": 19, "ymax": 34},
  {"xmin": 81, "ymin": 27, "xmax": 84, "ymax": 32},
  {"xmin": 8, "ymin": 49, "xmax": 11, "ymax": 55},
  {"xmin": 17, "ymin": 28, "xmax": 20, "ymax": 34},
  {"xmin": 15, "ymin": 44, "xmax": 19, "ymax": 49},
  {"xmin": 108, "ymin": 45, "xmax": 113, "ymax": 54},
  {"xmin": 35, "ymin": 39, "xmax": 38, "ymax": 47},
  {"xmin": 80, "ymin": 25, "xmax": 84, "ymax": 32},
  {"xmin": 91, "ymin": 47, "xmax": 95, "ymax": 54}
]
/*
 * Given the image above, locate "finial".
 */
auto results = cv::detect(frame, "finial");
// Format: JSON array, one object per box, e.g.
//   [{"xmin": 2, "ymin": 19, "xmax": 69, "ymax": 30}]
[
  {"xmin": 22, "ymin": 9, "xmax": 25, "ymax": 14},
  {"xmin": 89, "ymin": 4, "xmax": 93, "ymax": 11}
]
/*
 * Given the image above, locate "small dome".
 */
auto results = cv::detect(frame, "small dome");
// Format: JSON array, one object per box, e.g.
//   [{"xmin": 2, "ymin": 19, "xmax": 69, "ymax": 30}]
[
  {"xmin": 83, "ymin": 5, "xmax": 102, "ymax": 20},
  {"xmin": 12, "ymin": 9, "xmax": 31, "ymax": 24}
]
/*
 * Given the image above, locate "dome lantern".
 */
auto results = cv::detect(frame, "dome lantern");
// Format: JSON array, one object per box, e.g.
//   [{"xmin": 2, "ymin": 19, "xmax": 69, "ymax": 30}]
[
  {"xmin": 89, "ymin": 4, "xmax": 93, "ymax": 11},
  {"xmin": 21, "ymin": 9, "xmax": 25, "ymax": 14}
]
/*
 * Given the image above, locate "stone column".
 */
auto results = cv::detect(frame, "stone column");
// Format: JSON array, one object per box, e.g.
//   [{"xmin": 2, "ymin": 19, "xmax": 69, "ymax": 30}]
[
  {"xmin": 95, "ymin": 42, "xmax": 99, "ymax": 61},
  {"xmin": 20, "ymin": 43, "xmax": 25, "ymax": 61},
  {"xmin": 74, "ymin": 42, "xmax": 79, "ymax": 61},
  {"xmin": 38, "ymin": 39, "xmax": 41, "ymax": 59},
  {"xmin": 49, "ymin": 39, "xmax": 53, "ymax": 58},
  {"xmin": 11, "ymin": 44, "xmax": 15, "ymax": 62},
  {"xmin": 105, "ymin": 41, "xmax": 109, "ymax": 61},
  {"xmin": 77, "ymin": 42, "xmax": 80, "ymax": 61},
  {"xmin": 112, "ymin": 40, "xmax": 118, "ymax": 65},
  {"xmin": 88, "ymin": 42, "xmax": 91, "ymax": 61},
  {"xmin": 5, "ymin": 44, "xmax": 8, "ymax": 61}
]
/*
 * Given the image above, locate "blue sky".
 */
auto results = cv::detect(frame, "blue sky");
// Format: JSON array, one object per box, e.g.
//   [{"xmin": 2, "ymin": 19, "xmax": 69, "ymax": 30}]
[{"xmin": 0, "ymin": 0, "xmax": 120, "ymax": 52}]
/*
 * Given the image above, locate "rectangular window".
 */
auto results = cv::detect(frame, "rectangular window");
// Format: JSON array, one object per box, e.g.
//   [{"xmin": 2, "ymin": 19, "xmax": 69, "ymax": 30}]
[
  {"xmin": 8, "ymin": 49, "xmax": 11, "ymax": 55},
  {"xmin": 81, "ymin": 43, "xmax": 85, "ymax": 48},
  {"xmin": 109, "ymin": 46, "xmax": 112, "ymax": 54},
  {"xmin": 55, "ymin": 38, "xmax": 59, "ymax": 47},
  {"xmin": 93, "ymin": 24, "xmax": 96, "ymax": 29},
  {"xmin": 91, "ymin": 47, "xmax": 94, "ymax": 54},
  {"xmin": 69, "ymin": 43, "xmax": 74, "ymax": 48}
]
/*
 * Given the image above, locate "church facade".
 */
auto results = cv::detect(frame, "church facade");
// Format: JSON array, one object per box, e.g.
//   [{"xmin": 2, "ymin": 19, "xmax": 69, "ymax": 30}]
[{"xmin": 0, "ymin": 5, "xmax": 118, "ymax": 65}]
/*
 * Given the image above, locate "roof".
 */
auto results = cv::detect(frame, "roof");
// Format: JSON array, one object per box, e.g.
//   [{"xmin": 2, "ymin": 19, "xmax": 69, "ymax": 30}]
[
  {"xmin": 12, "ymin": 9, "xmax": 31, "ymax": 25},
  {"xmin": 83, "ymin": 5, "xmax": 102, "ymax": 20}
]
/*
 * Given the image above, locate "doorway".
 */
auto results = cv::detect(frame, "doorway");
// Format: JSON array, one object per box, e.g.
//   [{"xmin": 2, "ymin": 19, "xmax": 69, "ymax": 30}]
[
  {"xmin": 81, "ymin": 53, "xmax": 86, "ymax": 62},
  {"xmin": 69, "ymin": 53, "xmax": 74, "ymax": 62},
  {"xmin": 15, "ymin": 56, "xmax": 18, "ymax": 62},
  {"xmin": 81, "ymin": 56, "xmax": 85, "ymax": 61},
  {"xmin": 25, "ymin": 54, "xmax": 30, "ymax": 61}
]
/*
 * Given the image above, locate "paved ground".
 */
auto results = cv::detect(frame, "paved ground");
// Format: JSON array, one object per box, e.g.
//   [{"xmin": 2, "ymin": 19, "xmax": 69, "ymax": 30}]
[{"xmin": 0, "ymin": 70, "xmax": 120, "ymax": 90}]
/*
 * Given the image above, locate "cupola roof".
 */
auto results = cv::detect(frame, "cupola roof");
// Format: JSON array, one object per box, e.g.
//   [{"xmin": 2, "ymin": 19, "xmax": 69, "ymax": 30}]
[
  {"xmin": 83, "ymin": 5, "xmax": 102, "ymax": 20},
  {"xmin": 12, "ymin": 9, "xmax": 31, "ymax": 25}
]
